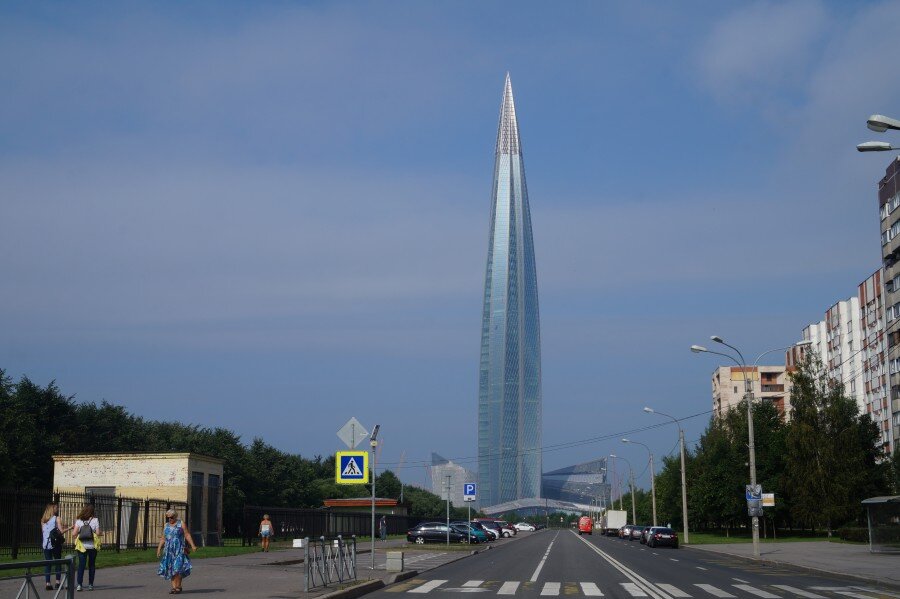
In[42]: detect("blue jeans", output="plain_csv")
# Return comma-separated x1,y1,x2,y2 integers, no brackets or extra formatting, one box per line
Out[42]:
77,549,97,586
43,547,62,584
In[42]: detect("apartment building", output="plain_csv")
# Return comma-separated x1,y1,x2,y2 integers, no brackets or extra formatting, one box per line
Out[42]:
878,158,900,451
860,269,893,455
711,365,791,419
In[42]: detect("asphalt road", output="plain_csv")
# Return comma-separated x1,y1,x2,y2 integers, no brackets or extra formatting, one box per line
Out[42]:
373,529,898,599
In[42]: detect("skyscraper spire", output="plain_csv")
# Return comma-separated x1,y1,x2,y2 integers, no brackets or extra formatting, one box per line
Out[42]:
478,74,542,508
496,73,521,156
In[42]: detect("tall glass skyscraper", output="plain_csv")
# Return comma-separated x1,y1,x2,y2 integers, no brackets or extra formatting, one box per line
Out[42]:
478,74,542,507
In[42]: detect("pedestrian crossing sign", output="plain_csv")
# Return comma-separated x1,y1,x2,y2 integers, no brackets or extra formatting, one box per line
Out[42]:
336,451,369,484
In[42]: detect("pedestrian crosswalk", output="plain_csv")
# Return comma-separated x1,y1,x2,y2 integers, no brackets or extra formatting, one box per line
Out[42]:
391,580,895,599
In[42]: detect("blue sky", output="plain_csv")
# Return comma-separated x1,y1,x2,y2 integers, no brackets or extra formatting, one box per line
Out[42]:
3,1,900,492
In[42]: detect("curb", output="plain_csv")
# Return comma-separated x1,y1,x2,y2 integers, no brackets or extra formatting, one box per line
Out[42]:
684,545,900,591
318,579,386,599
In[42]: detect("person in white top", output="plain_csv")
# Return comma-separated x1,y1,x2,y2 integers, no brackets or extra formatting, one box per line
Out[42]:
40,503,70,591
73,504,101,591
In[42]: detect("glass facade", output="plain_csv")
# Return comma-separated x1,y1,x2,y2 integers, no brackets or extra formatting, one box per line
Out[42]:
478,74,542,507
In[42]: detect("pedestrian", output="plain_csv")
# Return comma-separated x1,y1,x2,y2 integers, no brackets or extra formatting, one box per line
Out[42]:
379,516,387,542
259,514,274,552
41,502,70,591
157,508,197,594
73,504,101,592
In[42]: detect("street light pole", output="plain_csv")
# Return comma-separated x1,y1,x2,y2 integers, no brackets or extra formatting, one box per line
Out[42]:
622,438,656,526
369,424,380,570
644,407,689,543
445,475,451,545
609,454,636,525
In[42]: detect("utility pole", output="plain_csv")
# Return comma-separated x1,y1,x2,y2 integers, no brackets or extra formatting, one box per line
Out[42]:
369,425,380,570
445,475,451,545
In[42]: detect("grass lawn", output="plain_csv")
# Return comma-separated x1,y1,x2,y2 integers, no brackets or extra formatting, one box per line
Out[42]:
685,532,830,545
0,544,263,580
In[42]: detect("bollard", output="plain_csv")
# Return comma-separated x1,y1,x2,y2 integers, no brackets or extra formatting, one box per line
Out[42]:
386,551,404,572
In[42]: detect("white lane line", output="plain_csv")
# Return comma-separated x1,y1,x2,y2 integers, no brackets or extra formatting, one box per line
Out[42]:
541,582,561,596
733,585,780,598
771,586,825,599
733,580,750,584
623,583,650,597
530,531,559,582
669,558,679,562
580,583,604,596
462,581,484,588
571,533,672,599
498,582,520,595
835,593,880,599
409,580,447,594
695,584,735,598
696,566,708,571
652,552,659,555
853,588,900,599
657,584,691,598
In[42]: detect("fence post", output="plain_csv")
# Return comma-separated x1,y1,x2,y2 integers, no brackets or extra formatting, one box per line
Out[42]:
116,496,123,552
65,554,76,599
143,499,150,550
11,489,20,560
304,537,310,592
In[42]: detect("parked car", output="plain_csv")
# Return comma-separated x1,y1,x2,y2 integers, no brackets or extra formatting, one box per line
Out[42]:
640,527,652,544
629,526,646,541
450,523,487,543
620,525,634,539
646,527,678,549
497,521,517,536
407,522,469,544
468,521,497,541
514,522,536,532
578,516,594,535
473,520,502,540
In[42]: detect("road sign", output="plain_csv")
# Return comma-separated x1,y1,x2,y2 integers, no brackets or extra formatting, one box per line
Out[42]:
463,482,476,502
335,451,369,484
745,484,762,501
336,418,369,450
762,493,775,507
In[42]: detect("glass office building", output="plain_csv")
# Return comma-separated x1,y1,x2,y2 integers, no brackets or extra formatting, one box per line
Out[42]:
478,74,542,507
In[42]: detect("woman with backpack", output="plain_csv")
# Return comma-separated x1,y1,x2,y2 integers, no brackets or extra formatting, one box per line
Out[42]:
40,503,70,591
157,508,197,594
73,505,101,591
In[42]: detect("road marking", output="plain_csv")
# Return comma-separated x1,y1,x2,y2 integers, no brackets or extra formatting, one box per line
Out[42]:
498,582,520,595
835,593,879,599
462,581,484,588
571,533,672,599
771,586,825,599
541,582,561,596
669,558,679,562
733,585,780,598
531,532,560,582
657,584,691,598
580,582,604,596
696,567,708,571
695,585,735,598
652,552,659,555
623,583,650,597
852,588,900,599
733,580,750,584
409,580,447,594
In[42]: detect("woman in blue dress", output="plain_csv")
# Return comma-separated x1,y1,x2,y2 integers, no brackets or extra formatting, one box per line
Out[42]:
156,509,198,594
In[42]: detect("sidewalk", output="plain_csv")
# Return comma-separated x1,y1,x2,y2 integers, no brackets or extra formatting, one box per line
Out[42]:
0,538,487,598
689,541,900,587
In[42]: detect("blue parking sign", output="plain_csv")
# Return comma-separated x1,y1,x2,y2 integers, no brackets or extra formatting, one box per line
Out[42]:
463,482,476,501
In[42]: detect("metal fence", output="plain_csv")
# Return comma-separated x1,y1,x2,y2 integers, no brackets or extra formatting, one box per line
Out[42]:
304,536,357,592
241,505,425,546
0,554,76,598
0,488,188,559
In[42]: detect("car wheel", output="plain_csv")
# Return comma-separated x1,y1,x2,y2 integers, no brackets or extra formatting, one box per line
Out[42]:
415,536,425,544
648,540,655,548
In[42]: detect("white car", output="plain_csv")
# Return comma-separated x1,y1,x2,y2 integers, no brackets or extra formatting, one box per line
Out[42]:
514,522,536,532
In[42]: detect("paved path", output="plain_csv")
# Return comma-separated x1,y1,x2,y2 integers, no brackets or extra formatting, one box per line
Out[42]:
688,541,900,587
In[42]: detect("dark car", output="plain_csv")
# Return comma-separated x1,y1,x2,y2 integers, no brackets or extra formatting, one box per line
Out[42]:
646,527,678,549
629,526,646,541
407,522,468,544
468,521,497,541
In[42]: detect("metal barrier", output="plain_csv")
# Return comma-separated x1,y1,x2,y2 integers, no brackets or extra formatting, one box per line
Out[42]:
303,535,357,592
0,554,75,598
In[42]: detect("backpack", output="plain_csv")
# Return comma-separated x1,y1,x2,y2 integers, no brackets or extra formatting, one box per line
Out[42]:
78,520,94,541
49,527,65,549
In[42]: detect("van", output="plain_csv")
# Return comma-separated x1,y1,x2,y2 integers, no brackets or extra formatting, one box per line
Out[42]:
578,516,593,535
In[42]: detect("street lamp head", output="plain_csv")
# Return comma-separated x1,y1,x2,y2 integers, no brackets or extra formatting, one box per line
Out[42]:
710,335,724,343
690,345,708,353
867,114,900,132
609,454,617,458
857,141,895,152
621,438,630,444
794,339,813,347
643,407,654,413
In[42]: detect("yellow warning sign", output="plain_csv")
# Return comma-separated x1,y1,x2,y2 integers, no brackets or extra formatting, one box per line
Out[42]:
335,451,369,484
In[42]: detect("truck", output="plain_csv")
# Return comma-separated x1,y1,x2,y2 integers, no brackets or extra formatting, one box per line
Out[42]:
601,509,627,536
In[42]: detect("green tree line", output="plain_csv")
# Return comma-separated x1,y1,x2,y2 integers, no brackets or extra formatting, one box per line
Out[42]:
619,356,898,533
0,369,465,530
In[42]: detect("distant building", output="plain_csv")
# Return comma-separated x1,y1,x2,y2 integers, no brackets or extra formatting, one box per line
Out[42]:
711,366,791,419
430,453,476,507
542,459,610,508
859,269,893,455
53,452,223,546
878,157,900,451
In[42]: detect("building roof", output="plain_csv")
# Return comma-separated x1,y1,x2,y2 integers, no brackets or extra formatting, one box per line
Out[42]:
52,452,225,464
323,498,399,508
862,495,900,505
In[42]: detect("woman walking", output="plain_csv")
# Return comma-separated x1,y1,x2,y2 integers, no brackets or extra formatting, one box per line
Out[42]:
259,514,274,552
73,505,101,592
41,503,70,591
157,508,197,594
